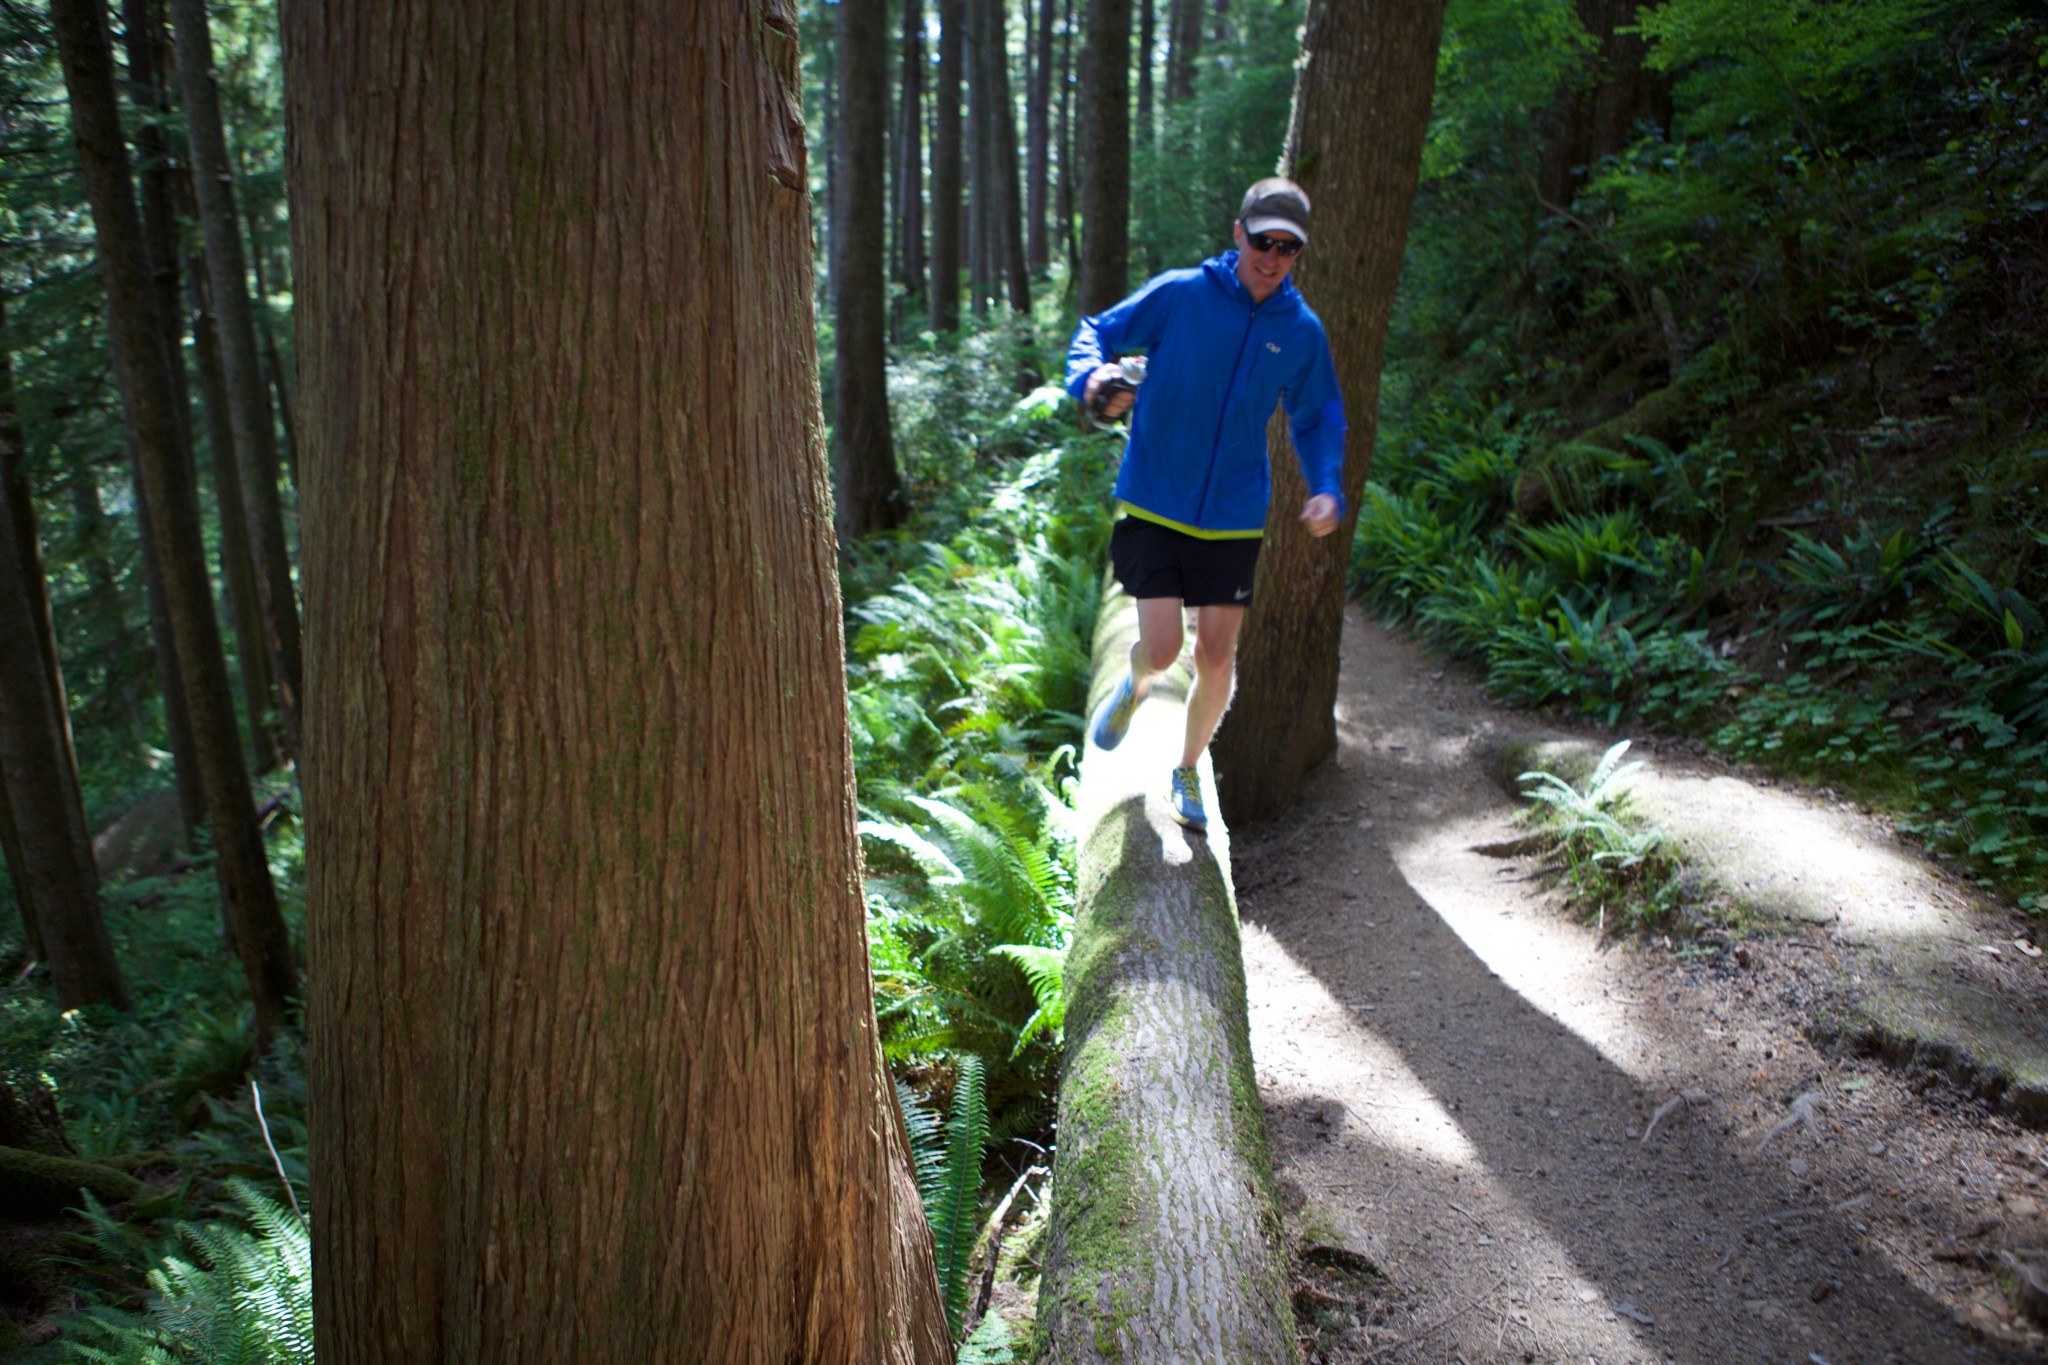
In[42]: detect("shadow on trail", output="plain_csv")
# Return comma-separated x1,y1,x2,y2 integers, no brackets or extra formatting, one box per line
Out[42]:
1239,791,2029,1364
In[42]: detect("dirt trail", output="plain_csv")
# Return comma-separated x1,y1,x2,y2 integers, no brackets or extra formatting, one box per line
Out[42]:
1233,607,2048,1365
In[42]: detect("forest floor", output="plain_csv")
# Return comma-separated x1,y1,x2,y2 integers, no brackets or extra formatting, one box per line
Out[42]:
1235,607,2048,1365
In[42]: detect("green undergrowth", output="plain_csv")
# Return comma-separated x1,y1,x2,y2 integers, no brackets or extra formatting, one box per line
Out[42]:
1516,740,1689,934
1360,0,2048,910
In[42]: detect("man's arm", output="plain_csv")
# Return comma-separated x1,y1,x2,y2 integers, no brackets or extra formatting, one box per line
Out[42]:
1065,273,1179,406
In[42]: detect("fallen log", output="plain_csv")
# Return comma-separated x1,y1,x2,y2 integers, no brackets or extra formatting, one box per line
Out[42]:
1036,587,1298,1364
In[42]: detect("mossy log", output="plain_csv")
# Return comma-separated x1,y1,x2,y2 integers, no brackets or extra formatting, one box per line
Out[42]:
1035,587,1299,1364
0,1143,143,1218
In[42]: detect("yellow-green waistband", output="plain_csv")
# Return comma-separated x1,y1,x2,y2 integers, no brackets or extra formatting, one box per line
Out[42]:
1117,502,1265,540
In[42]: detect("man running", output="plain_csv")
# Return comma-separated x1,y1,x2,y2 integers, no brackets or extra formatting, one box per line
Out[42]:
1069,177,1346,830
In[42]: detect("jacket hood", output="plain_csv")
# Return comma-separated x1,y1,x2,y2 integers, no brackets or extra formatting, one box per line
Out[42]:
1204,251,1304,313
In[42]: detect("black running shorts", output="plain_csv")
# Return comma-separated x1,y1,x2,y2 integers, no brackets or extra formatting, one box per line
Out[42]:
1109,516,1263,607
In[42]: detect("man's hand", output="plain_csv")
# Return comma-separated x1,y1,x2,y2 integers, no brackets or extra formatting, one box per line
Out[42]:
1083,363,1136,421
1300,493,1339,538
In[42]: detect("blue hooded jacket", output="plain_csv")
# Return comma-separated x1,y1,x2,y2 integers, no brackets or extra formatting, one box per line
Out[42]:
1065,252,1348,537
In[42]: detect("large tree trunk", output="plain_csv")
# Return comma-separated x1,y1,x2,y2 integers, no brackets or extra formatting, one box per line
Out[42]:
0,454,127,1012
895,0,927,329
1537,0,1672,211
1075,0,1130,316
1057,0,1076,268
834,0,903,537
1212,0,1445,826
1038,588,1297,1363
931,0,965,332
286,1,953,1357
1026,0,1053,273
50,0,296,1038
170,0,304,763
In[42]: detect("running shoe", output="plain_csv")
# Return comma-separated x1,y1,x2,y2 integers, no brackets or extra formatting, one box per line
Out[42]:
1170,765,1207,830
1089,673,1140,751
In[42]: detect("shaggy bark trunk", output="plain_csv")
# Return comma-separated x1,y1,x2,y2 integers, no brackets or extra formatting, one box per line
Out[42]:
1212,0,1446,826
0,463,127,1011
932,0,965,332
1038,586,1297,1363
834,0,902,537
1075,0,1130,316
50,0,296,1037
170,0,303,761
286,0,952,1356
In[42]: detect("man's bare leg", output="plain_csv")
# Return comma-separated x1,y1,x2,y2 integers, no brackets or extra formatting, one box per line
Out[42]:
1128,596,1186,698
1181,604,1246,768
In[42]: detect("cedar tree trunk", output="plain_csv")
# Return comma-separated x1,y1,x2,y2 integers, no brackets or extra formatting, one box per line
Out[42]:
1538,0,1672,211
834,0,903,537
285,0,952,1357
895,0,926,325
1075,0,1129,316
1211,0,1445,825
1026,0,1052,272
49,0,296,1036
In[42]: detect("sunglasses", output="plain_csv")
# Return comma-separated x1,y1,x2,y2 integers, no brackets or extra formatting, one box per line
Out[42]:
1245,232,1304,258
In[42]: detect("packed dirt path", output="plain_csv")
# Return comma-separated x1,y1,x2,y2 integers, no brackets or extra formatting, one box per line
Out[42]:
1233,607,2048,1365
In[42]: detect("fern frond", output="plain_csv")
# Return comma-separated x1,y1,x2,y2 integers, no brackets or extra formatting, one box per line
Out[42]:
931,1056,990,1337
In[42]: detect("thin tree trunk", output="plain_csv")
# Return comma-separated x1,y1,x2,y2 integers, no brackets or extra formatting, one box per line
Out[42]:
188,250,284,772
1538,0,1672,210
966,0,990,315
932,0,964,331
1136,0,1154,148
1076,0,1130,316
834,0,902,537
286,1,953,1355
1027,0,1053,273
1212,0,1446,825
895,0,927,327
120,0,189,435
50,0,296,1038
128,443,205,840
244,207,300,486
975,0,1030,314
1058,0,1076,268
2,313,55,964
0,464,128,1012
169,0,303,764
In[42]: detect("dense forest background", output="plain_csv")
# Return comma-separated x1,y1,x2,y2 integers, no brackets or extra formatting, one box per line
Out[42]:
0,0,2042,1357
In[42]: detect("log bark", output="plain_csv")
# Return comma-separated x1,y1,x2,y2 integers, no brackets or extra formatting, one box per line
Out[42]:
286,0,951,1356
50,0,296,1037
1037,586,1297,1364
170,0,304,761
1213,0,1445,825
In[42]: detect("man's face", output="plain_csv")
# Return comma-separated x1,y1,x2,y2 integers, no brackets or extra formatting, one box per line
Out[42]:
1232,220,1302,303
